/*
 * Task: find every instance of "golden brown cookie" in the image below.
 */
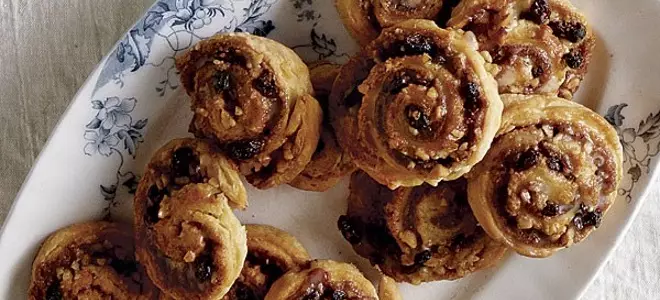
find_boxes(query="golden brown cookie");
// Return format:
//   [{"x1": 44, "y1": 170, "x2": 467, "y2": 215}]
[
  {"x1": 176, "y1": 33, "x2": 322, "y2": 189},
  {"x1": 339, "y1": 172, "x2": 507, "y2": 284},
  {"x1": 447, "y1": 0, "x2": 596, "y2": 99},
  {"x1": 28, "y1": 222, "x2": 158, "y2": 300},
  {"x1": 134, "y1": 139, "x2": 248, "y2": 299},
  {"x1": 330, "y1": 19, "x2": 503, "y2": 189},
  {"x1": 289, "y1": 62, "x2": 357, "y2": 192},
  {"x1": 467, "y1": 94, "x2": 623, "y2": 257},
  {"x1": 335, "y1": 0, "x2": 461, "y2": 46},
  {"x1": 222, "y1": 224, "x2": 310, "y2": 300},
  {"x1": 264, "y1": 260, "x2": 378, "y2": 300}
]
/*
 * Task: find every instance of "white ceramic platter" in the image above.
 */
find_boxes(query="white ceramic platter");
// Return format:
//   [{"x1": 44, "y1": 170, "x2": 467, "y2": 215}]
[{"x1": 2, "y1": 0, "x2": 660, "y2": 299}]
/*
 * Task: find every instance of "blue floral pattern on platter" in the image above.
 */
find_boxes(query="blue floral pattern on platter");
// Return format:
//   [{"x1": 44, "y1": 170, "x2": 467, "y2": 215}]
[
  {"x1": 606, "y1": 104, "x2": 660, "y2": 203},
  {"x1": 84, "y1": 0, "x2": 660, "y2": 218}
]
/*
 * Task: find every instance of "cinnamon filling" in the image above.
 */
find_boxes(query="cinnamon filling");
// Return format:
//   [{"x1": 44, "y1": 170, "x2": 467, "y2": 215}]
[
  {"x1": 294, "y1": 269, "x2": 369, "y2": 300},
  {"x1": 378, "y1": 33, "x2": 446, "y2": 63},
  {"x1": 521, "y1": 0, "x2": 550, "y2": 24},
  {"x1": 34, "y1": 239, "x2": 144, "y2": 299},
  {"x1": 253, "y1": 70, "x2": 279, "y2": 98},
  {"x1": 549, "y1": 21, "x2": 587, "y2": 43},
  {"x1": 226, "y1": 138, "x2": 266, "y2": 161},
  {"x1": 223, "y1": 251, "x2": 288, "y2": 299}
]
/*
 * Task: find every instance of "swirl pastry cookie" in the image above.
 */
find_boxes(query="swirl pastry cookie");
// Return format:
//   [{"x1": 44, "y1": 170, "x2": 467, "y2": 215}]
[
  {"x1": 222, "y1": 224, "x2": 310, "y2": 299},
  {"x1": 289, "y1": 62, "x2": 356, "y2": 192},
  {"x1": 28, "y1": 222, "x2": 158, "y2": 300},
  {"x1": 134, "y1": 139, "x2": 248, "y2": 299},
  {"x1": 447, "y1": 0, "x2": 596, "y2": 99},
  {"x1": 467, "y1": 94, "x2": 623, "y2": 257},
  {"x1": 330, "y1": 19, "x2": 503, "y2": 189},
  {"x1": 335, "y1": 0, "x2": 461, "y2": 46},
  {"x1": 176, "y1": 32, "x2": 322, "y2": 189},
  {"x1": 338, "y1": 172, "x2": 507, "y2": 284},
  {"x1": 264, "y1": 260, "x2": 378, "y2": 300}
]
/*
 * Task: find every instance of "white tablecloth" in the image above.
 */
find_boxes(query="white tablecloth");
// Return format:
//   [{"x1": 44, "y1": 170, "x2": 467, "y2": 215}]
[{"x1": 0, "y1": 1, "x2": 657, "y2": 299}]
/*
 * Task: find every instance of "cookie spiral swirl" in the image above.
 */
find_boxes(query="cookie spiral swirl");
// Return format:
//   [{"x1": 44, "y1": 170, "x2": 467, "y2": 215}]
[
  {"x1": 330, "y1": 20, "x2": 503, "y2": 189},
  {"x1": 222, "y1": 224, "x2": 310, "y2": 300},
  {"x1": 134, "y1": 139, "x2": 248, "y2": 299},
  {"x1": 339, "y1": 172, "x2": 507, "y2": 284},
  {"x1": 29, "y1": 222, "x2": 158, "y2": 300},
  {"x1": 447, "y1": 0, "x2": 596, "y2": 99},
  {"x1": 467, "y1": 94, "x2": 623, "y2": 257},
  {"x1": 176, "y1": 33, "x2": 322, "y2": 189}
]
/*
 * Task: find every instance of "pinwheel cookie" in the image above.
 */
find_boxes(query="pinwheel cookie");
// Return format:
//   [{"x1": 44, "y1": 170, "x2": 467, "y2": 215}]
[
  {"x1": 467, "y1": 94, "x2": 623, "y2": 257},
  {"x1": 29, "y1": 222, "x2": 159, "y2": 300},
  {"x1": 176, "y1": 33, "x2": 322, "y2": 189},
  {"x1": 330, "y1": 19, "x2": 503, "y2": 189},
  {"x1": 134, "y1": 139, "x2": 248, "y2": 299},
  {"x1": 222, "y1": 224, "x2": 310, "y2": 299},
  {"x1": 448, "y1": 0, "x2": 596, "y2": 99},
  {"x1": 338, "y1": 172, "x2": 506, "y2": 284}
]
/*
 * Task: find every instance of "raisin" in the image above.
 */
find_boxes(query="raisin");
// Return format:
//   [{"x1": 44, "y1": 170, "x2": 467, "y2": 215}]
[
  {"x1": 532, "y1": 66, "x2": 544, "y2": 78},
  {"x1": 337, "y1": 215, "x2": 362, "y2": 244},
  {"x1": 110, "y1": 258, "x2": 138, "y2": 276},
  {"x1": 45, "y1": 281, "x2": 62, "y2": 300},
  {"x1": 405, "y1": 105, "x2": 431, "y2": 131},
  {"x1": 234, "y1": 283, "x2": 259, "y2": 300},
  {"x1": 331, "y1": 290, "x2": 346, "y2": 300},
  {"x1": 194, "y1": 255, "x2": 214, "y2": 282},
  {"x1": 583, "y1": 208, "x2": 603, "y2": 228},
  {"x1": 549, "y1": 21, "x2": 587, "y2": 43},
  {"x1": 227, "y1": 138, "x2": 264, "y2": 160},
  {"x1": 254, "y1": 71, "x2": 278, "y2": 98},
  {"x1": 541, "y1": 202, "x2": 561, "y2": 217},
  {"x1": 171, "y1": 147, "x2": 199, "y2": 178},
  {"x1": 463, "y1": 82, "x2": 481, "y2": 108},
  {"x1": 213, "y1": 71, "x2": 232, "y2": 92},
  {"x1": 573, "y1": 214, "x2": 584, "y2": 230},
  {"x1": 513, "y1": 149, "x2": 541, "y2": 171},
  {"x1": 522, "y1": 0, "x2": 550, "y2": 24},
  {"x1": 563, "y1": 51, "x2": 584, "y2": 69},
  {"x1": 414, "y1": 250, "x2": 432, "y2": 266},
  {"x1": 390, "y1": 34, "x2": 438, "y2": 58},
  {"x1": 546, "y1": 156, "x2": 564, "y2": 172}
]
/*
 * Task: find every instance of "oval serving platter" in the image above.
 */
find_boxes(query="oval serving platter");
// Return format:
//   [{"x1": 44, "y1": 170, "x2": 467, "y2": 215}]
[{"x1": 1, "y1": 0, "x2": 660, "y2": 299}]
